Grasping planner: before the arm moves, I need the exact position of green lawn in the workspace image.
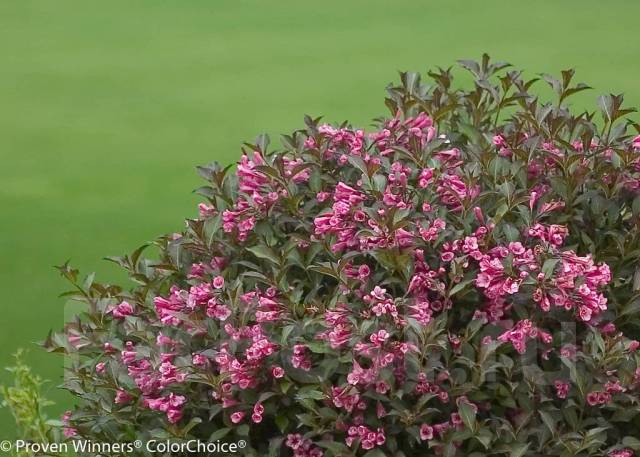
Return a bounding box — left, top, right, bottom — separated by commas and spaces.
1, 0, 639, 435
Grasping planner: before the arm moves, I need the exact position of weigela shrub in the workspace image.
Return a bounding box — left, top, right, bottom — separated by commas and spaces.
47, 56, 640, 457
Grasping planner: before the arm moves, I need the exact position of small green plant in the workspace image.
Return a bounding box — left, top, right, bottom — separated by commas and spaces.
1, 350, 61, 456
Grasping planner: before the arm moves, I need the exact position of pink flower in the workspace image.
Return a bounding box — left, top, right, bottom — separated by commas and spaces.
498, 147, 512, 157
409, 300, 432, 326
578, 306, 592, 322
375, 380, 390, 394
213, 276, 225, 289
335, 182, 366, 204
547, 224, 568, 246
528, 222, 546, 239
285, 433, 323, 456
207, 303, 232, 321
369, 329, 390, 346
586, 391, 605, 406
272, 365, 285, 378
121, 342, 137, 364
252, 403, 264, 423
111, 301, 134, 319
609, 449, 635, 457
436, 173, 477, 211
62, 411, 77, 438
629, 340, 640, 352
475, 255, 523, 299
286, 433, 304, 450
419, 424, 434, 440
540, 200, 565, 214
291, 344, 311, 371
560, 345, 577, 359
418, 168, 434, 188
498, 320, 550, 354
554, 380, 570, 399
188, 263, 206, 278
419, 218, 446, 242
441, 251, 455, 262
167, 408, 183, 424
198, 203, 217, 218
230, 411, 246, 424
115, 390, 133, 404
192, 354, 208, 366
605, 381, 625, 394
473, 206, 485, 224
144, 393, 186, 424
357, 264, 371, 280
508, 241, 525, 255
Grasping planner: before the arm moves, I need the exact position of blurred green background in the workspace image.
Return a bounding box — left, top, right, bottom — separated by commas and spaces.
1, 0, 639, 435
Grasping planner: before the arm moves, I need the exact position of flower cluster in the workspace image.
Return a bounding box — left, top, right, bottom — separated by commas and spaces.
345, 425, 386, 450
285, 433, 323, 457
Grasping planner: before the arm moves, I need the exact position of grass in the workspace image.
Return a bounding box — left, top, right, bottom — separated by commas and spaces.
1, 0, 639, 435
